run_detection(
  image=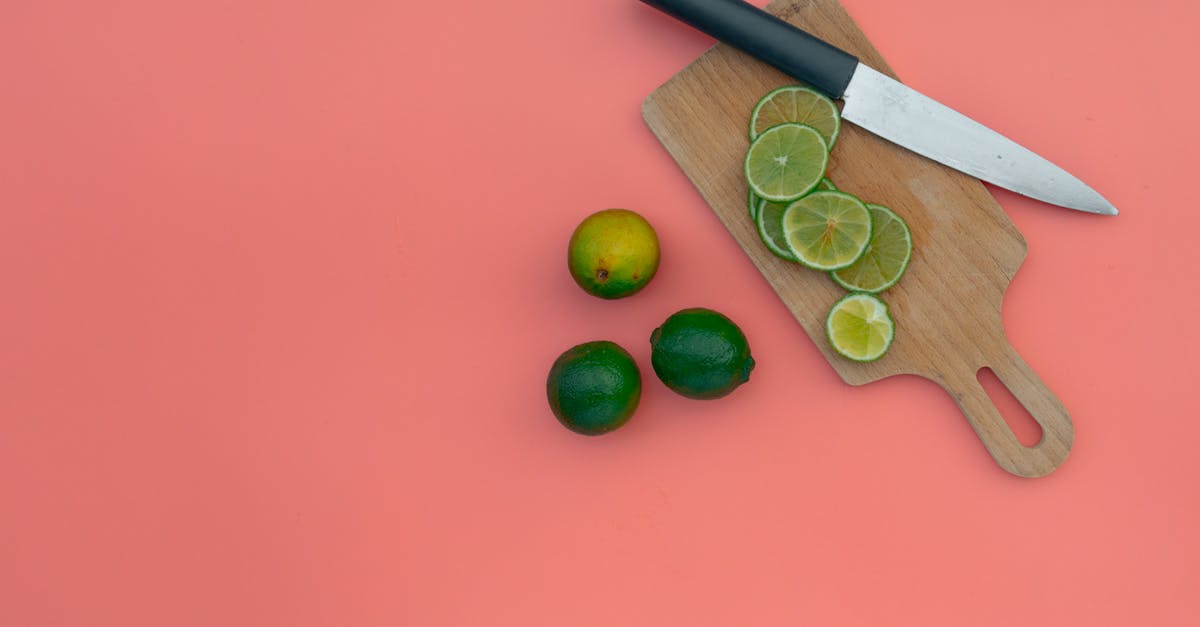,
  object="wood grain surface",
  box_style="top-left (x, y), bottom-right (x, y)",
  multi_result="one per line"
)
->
top-left (642, 0), bottom-right (1073, 477)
